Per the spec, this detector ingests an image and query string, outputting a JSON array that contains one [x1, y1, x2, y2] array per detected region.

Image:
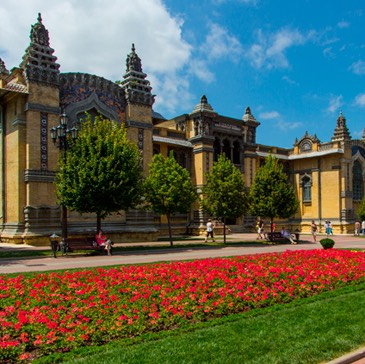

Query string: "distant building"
[[0, 14, 364, 244]]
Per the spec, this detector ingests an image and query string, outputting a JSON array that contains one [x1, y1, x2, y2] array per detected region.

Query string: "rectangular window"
[[302, 176, 312, 203]]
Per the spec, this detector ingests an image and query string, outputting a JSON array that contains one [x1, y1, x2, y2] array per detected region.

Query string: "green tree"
[[56, 115, 143, 232], [144, 152, 197, 246], [202, 154, 249, 244], [249, 155, 299, 231]]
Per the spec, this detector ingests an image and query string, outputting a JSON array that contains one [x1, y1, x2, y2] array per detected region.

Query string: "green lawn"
[[35, 283, 365, 364]]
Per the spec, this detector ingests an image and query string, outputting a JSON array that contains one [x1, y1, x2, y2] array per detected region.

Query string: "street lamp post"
[[50, 111, 78, 239]]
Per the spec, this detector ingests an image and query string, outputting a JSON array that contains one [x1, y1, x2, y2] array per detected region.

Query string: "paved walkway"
[[0, 233, 364, 274], [1, 232, 365, 363]]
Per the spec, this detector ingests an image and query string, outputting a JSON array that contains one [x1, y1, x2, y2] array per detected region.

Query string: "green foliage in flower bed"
[[320, 238, 335, 249]]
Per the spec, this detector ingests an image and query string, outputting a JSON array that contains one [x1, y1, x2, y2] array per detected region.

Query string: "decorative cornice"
[[188, 135, 215, 144], [193, 146, 214, 154], [127, 120, 153, 129], [153, 135, 193, 148], [12, 117, 26, 127], [25, 102, 60, 114], [24, 169, 56, 182]]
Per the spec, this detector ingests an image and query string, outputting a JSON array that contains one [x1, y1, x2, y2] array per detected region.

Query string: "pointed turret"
[[0, 58, 9, 79], [242, 106, 258, 123], [331, 112, 351, 142], [20, 13, 60, 86], [121, 44, 154, 106], [191, 95, 215, 114], [242, 106, 260, 144]]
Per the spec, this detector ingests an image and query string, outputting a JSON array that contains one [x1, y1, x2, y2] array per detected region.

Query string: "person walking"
[[362, 220, 365, 236], [311, 220, 318, 242], [256, 218, 264, 240], [355, 220, 361, 236], [205, 219, 215, 242]]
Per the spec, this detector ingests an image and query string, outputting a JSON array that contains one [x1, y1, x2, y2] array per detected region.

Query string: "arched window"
[[222, 139, 231, 161], [153, 145, 160, 155], [302, 175, 312, 202], [233, 141, 241, 164], [353, 160, 363, 201], [213, 138, 221, 162]]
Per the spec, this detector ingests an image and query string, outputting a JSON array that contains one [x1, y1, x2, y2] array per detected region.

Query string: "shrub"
[[320, 238, 335, 249]]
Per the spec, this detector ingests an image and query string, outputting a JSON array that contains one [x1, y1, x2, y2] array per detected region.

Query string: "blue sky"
[[1, 0, 364, 148]]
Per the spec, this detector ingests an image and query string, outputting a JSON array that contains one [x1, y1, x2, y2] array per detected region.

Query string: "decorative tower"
[[332, 112, 351, 142], [122, 44, 154, 106], [241, 106, 260, 187], [120, 44, 155, 230], [20, 13, 60, 86], [3, 13, 62, 242], [188, 95, 217, 227], [242, 106, 260, 144], [121, 44, 154, 172], [0, 58, 9, 80], [189, 95, 216, 178]]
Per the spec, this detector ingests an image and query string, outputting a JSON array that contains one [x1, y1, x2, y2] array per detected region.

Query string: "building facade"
[[0, 15, 364, 244]]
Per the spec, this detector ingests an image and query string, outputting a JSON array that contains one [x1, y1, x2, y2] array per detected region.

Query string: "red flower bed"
[[1, 249, 365, 362]]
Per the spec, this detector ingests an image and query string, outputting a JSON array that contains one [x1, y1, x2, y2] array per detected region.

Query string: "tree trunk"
[[61, 205, 68, 239], [96, 215, 101, 234], [223, 216, 227, 244], [167, 214, 173, 246]]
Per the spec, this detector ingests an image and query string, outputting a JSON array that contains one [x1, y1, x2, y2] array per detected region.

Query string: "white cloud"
[[350, 61, 365, 75], [259, 111, 280, 119], [188, 59, 215, 83], [247, 28, 308, 69], [337, 20, 350, 29], [258, 110, 301, 131], [0, 0, 194, 116], [323, 47, 335, 58], [354, 93, 365, 107], [282, 75, 298, 85], [276, 120, 302, 130], [327, 95, 343, 113], [200, 23, 243, 61]]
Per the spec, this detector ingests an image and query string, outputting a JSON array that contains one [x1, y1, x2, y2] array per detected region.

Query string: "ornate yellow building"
[[0, 15, 364, 244]]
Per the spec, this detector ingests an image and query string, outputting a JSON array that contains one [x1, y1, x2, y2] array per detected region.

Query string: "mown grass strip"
[[36, 283, 365, 364]]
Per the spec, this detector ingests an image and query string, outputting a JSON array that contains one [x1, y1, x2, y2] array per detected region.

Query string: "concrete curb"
[[326, 347, 365, 364]]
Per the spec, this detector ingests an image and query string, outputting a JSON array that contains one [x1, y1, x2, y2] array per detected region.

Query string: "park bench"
[[267, 231, 300, 244], [51, 237, 107, 257]]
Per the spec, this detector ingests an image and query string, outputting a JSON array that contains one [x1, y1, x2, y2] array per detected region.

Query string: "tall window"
[[213, 138, 221, 162], [302, 175, 311, 202], [233, 141, 241, 164], [222, 139, 231, 161], [353, 160, 363, 201]]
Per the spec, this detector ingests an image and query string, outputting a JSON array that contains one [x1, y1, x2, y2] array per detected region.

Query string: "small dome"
[[191, 95, 215, 114]]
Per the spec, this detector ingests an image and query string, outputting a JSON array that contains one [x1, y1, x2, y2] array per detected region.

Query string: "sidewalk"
[[1, 233, 365, 275]]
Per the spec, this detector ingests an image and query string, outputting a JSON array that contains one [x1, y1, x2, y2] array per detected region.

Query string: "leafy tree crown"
[[56, 115, 143, 219]]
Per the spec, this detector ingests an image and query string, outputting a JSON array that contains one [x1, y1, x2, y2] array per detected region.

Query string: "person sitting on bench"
[[95, 229, 112, 255], [280, 227, 296, 244]]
